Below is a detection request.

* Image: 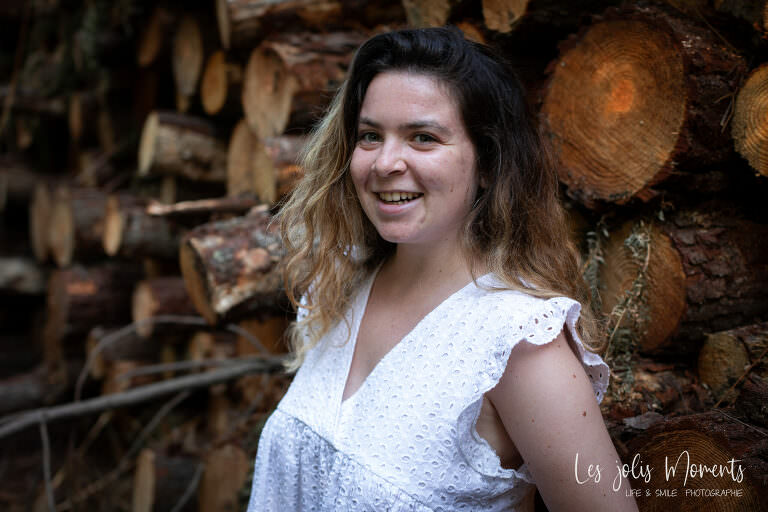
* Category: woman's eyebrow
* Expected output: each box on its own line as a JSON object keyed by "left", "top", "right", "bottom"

{"left": 358, "top": 117, "right": 451, "bottom": 135}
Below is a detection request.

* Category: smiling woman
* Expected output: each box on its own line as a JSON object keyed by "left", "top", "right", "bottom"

{"left": 247, "top": 27, "right": 639, "bottom": 512}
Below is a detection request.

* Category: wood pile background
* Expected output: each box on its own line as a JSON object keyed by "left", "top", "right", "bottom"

{"left": 0, "top": 0, "right": 767, "bottom": 511}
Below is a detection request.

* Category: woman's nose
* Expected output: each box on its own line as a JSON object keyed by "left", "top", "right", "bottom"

{"left": 372, "top": 140, "right": 407, "bottom": 175}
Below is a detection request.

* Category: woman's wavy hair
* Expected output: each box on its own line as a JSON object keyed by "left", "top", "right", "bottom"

{"left": 278, "top": 27, "right": 603, "bottom": 371}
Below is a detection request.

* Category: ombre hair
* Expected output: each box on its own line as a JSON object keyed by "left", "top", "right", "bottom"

{"left": 278, "top": 27, "right": 602, "bottom": 371}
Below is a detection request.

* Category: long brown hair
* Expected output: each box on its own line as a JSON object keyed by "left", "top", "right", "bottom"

{"left": 278, "top": 27, "right": 602, "bottom": 371}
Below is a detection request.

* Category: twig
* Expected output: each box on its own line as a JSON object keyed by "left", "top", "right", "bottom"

{"left": 40, "top": 414, "right": 55, "bottom": 512}
{"left": 0, "top": 356, "right": 287, "bottom": 440}
{"left": 713, "top": 343, "right": 768, "bottom": 409}
{"left": 54, "top": 391, "right": 191, "bottom": 511}
{"left": 715, "top": 409, "right": 768, "bottom": 438}
{"left": 76, "top": 314, "right": 269, "bottom": 402}
{"left": 116, "top": 357, "right": 260, "bottom": 382}
{"left": 170, "top": 462, "right": 205, "bottom": 512}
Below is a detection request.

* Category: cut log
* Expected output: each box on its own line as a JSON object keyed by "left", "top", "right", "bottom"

{"left": 236, "top": 315, "right": 290, "bottom": 356}
{"left": 227, "top": 120, "right": 305, "bottom": 202}
{"left": 43, "top": 263, "right": 141, "bottom": 369}
{"left": 103, "top": 194, "right": 182, "bottom": 260}
{"left": 188, "top": 331, "right": 238, "bottom": 365}
{"left": 736, "top": 373, "right": 768, "bottom": 428}
{"left": 172, "top": 15, "right": 206, "bottom": 113}
{"left": 401, "top": 0, "right": 459, "bottom": 27}
{"left": 714, "top": 0, "right": 768, "bottom": 34}
{"left": 0, "top": 156, "right": 37, "bottom": 211}
{"left": 138, "top": 111, "right": 227, "bottom": 183}
{"left": 698, "top": 321, "right": 768, "bottom": 402}
{"left": 600, "top": 357, "right": 710, "bottom": 421}
{"left": 0, "top": 257, "right": 46, "bottom": 295}
{"left": 179, "top": 208, "right": 286, "bottom": 325}
{"left": 599, "top": 208, "right": 768, "bottom": 354}
{"left": 732, "top": 64, "right": 768, "bottom": 177}
{"left": 136, "top": 6, "right": 177, "bottom": 67}
{"left": 540, "top": 3, "right": 747, "bottom": 207}
{"left": 0, "top": 361, "right": 81, "bottom": 415}
{"left": 201, "top": 50, "right": 243, "bottom": 116}
{"left": 86, "top": 326, "right": 164, "bottom": 380}
{"left": 197, "top": 443, "right": 250, "bottom": 512}
{"left": 625, "top": 411, "right": 767, "bottom": 511}
{"left": 216, "top": 0, "right": 344, "bottom": 49}
{"left": 132, "top": 277, "right": 199, "bottom": 338}
{"left": 47, "top": 186, "right": 108, "bottom": 267}
{"left": 207, "top": 384, "right": 233, "bottom": 441}
{"left": 242, "top": 32, "right": 364, "bottom": 138}
{"left": 102, "top": 359, "right": 158, "bottom": 395}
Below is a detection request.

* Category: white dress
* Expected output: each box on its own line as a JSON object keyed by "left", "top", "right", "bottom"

{"left": 247, "top": 271, "right": 609, "bottom": 511}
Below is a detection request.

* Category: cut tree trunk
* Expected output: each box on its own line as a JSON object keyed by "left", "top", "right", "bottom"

{"left": 625, "top": 411, "right": 767, "bottom": 511}
{"left": 47, "top": 186, "right": 107, "bottom": 267}
{"left": 732, "top": 64, "right": 768, "bottom": 177}
{"left": 714, "top": 0, "right": 768, "bottom": 34}
{"left": 402, "top": 0, "right": 460, "bottom": 27}
{"left": 0, "top": 257, "right": 46, "bottom": 295}
{"left": 179, "top": 207, "right": 286, "bottom": 325}
{"left": 736, "top": 373, "right": 768, "bottom": 428}
{"left": 197, "top": 443, "right": 250, "bottom": 512}
{"left": 600, "top": 357, "right": 710, "bottom": 421}
{"left": 698, "top": 321, "right": 768, "bottom": 402}
{"left": 103, "top": 194, "right": 182, "bottom": 260}
{"left": 132, "top": 448, "right": 199, "bottom": 512}
{"left": 132, "top": 277, "right": 199, "bottom": 338}
{"left": 242, "top": 31, "right": 364, "bottom": 138}
{"left": 227, "top": 120, "right": 305, "bottom": 202}
{"left": 481, "top": 0, "right": 619, "bottom": 33}
{"left": 86, "top": 326, "right": 165, "bottom": 380}
{"left": 136, "top": 6, "right": 178, "bottom": 68}
{"left": 43, "top": 263, "right": 141, "bottom": 369}
{"left": 598, "top": 207, "right": 768, "bottom": 354}
{"left": 172, "top": 15, "right": 210, "bottom": 113}
{"left": 0, "top": 361, "right": 81, "bottom": 415}
{"left": 540, "top": 3, "right": 747, "bottom": 207}
{"left": 201, "top": 50, "right": 243, "bottom": 116}
{"left": 236, "top": 315, "right": 290, "bottom": 356}
{"left": 215, "top": 0, "right": 344, "bottom": 49}
{"left": 138, "top": 111, "right": 227, "bottom": 183}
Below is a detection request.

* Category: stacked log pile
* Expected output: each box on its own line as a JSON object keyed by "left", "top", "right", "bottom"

{"left": 0, "top": 1, "right": 767, "bottom": 511}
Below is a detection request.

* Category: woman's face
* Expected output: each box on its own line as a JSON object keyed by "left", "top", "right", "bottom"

{"left": 349, "top": 71, "right": 478, "bottom": 249}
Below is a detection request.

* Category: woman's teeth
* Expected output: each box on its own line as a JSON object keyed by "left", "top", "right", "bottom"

{"left": 377, "top": 192, "right": 423, "bottom": 204}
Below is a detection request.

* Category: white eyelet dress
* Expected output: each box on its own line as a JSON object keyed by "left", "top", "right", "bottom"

{"left": 246, "top": 272, "right": 609, "bottom": 511}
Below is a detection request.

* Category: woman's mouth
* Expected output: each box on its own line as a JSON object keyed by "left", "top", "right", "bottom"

{"left": 376, "top": 192, "right": 423, "bottom": 205}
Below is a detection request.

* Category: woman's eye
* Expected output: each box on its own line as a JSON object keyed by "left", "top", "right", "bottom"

{"left": 358, "top": 132, "right": 380, "bottom": 144}
{"left": 413, "top": 133, "right": 437, "bottom": 144}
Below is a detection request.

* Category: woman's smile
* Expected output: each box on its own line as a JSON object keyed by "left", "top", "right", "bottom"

{"left": 350, "top": 71, "right": 478, "bottom": 247}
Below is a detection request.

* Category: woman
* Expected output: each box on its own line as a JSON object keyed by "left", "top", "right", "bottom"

{"left": 248, "top": 27, "right": 638, "bottom": 511}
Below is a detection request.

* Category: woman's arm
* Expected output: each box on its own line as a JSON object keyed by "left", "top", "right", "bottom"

{"left": 486, "top": 331, "right": 639, "bottom": 512}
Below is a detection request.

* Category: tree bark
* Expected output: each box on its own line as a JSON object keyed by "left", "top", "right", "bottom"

{"left": 540, "top": 3, "right": 747, "bottom": 207}
{"left": 103, "top": 194, "right": 182, "bottom": 260}
{"left": 138, "top": 111, "right": 227, "bottom": 183}
{"left": 171, "top": 15, "right": 209, "bottom": 113}
{"left": 732, "top": 63, "right": 768, "bottom": 177}
{"left": 179, "top": 208, "right": 286, "bottom": 325}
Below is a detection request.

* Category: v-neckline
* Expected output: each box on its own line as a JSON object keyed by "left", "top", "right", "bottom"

{"left": 338, "top": 266, "right": 491, "bottom": 412}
